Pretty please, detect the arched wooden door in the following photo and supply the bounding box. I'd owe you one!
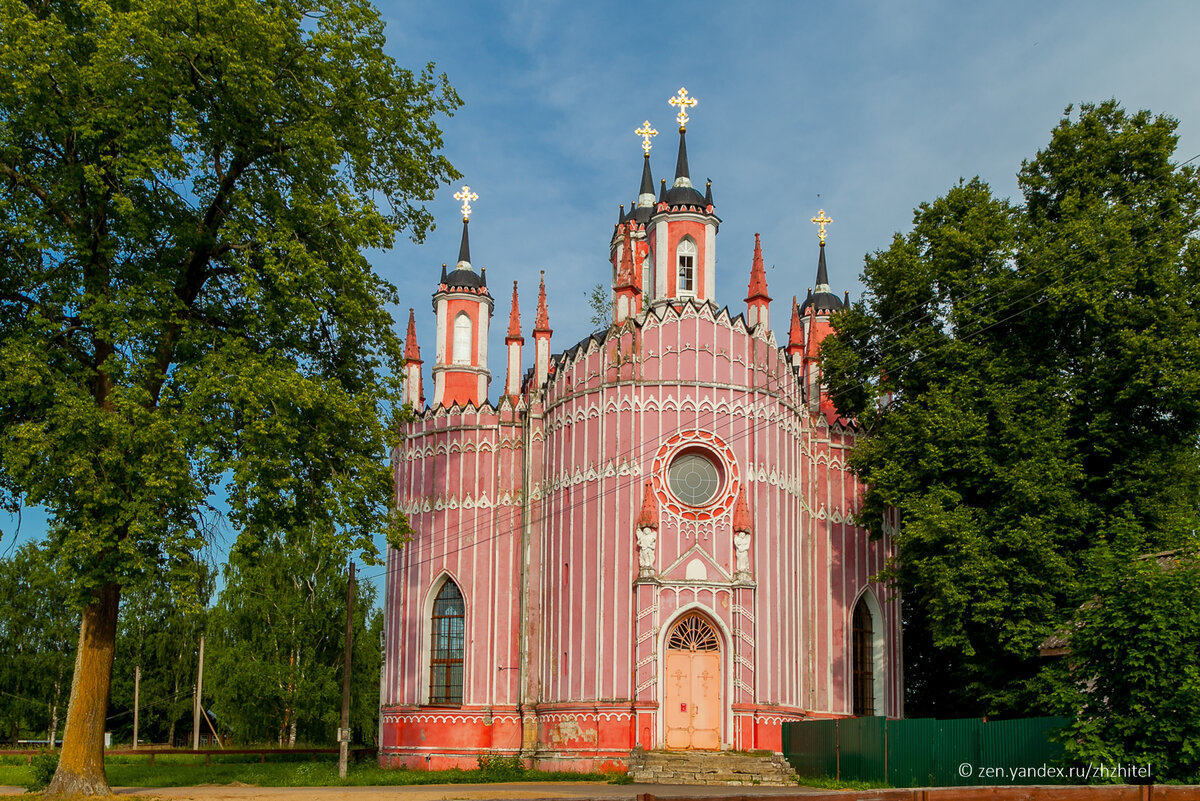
[663,614,722,750]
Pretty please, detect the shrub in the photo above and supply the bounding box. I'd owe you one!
[26,749,59,791]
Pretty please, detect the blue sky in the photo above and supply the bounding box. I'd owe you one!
[6,1,1200,578]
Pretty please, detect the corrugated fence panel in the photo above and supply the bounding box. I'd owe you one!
[839,716,887,785]
[782,718,839,779]
[885,717,939,788]
[980,716,1070,785]
[933,717,981,786]
[782,716,1070,788]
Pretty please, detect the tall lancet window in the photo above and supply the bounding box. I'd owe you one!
[429,580,465,705]
[677,238,696,295]
[452,313,472,366]
[852,598,875,716]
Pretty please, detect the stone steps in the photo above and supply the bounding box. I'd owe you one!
[627,747,798,786]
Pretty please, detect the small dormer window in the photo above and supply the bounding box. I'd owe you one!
[677,238,697,295]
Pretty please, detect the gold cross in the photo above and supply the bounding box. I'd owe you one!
[454,185,479,221]
[635,120,658,155]
[811,209,833,245]
[668,87,697,130]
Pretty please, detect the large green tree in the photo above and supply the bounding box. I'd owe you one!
[822,102,1200,718]
[206,531,380,746]
[0,0,457,794]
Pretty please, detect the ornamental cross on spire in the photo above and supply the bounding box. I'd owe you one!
[811,209,833,245]
[635,120,658,155]
[454,185,479,221]
[668,87,697,130]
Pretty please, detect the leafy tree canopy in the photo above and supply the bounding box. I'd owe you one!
[0,0,458,793]
[822,101,1200,717]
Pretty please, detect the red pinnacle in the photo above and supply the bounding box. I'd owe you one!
[745,233,771,302]
[615,226,638,291]
[404,308,421,362]
[507,280,523,341]
[637,480,658,529]
[732,487,753,535]
[534,270,551,334]
[787,295,803,355]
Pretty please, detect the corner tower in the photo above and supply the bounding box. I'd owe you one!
[646,88,720,303]
[431,186,494,407]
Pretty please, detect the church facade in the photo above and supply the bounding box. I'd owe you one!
[380,91,901,772]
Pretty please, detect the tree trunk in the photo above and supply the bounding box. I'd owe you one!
[45,582,120,799]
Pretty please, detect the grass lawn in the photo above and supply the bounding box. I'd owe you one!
[0,753,616,789]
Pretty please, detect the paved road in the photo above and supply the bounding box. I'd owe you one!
[0,783,841,800]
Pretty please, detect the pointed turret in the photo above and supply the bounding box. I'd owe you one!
[505,281,523,398]
[745,233,771,329]
[533,271,552,388]
[673,128,693,190]
[432,186,492,407]
[800,210,843,314]
[403,308,423,408]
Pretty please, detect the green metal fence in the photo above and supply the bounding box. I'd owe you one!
[781,716,1070,787]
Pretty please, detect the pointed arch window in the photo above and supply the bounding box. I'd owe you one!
[852,598,875,716]
[677,238,697,295]
[452,313,472,366]
[429,580,465,705]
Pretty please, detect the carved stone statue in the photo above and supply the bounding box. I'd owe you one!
[636,526,657,573]
[733,530,751,576]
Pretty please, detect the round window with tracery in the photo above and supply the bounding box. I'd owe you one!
[668,452,721,506]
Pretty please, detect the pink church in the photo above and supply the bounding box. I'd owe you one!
[381,91,901,773]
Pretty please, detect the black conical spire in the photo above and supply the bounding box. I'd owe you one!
[799,242,843,314]
[456,218,471,269]
[673,129,692,188]
[440,262,447,282]
[815,243,829,290]
[659,178,668,203]
[704,179,713,207]
[639,154,655,198]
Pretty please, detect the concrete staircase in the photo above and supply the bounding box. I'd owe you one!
[626,747,798,786]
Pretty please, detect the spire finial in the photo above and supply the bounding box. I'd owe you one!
[811,209,833,245]
[454,185,479,221]
[668,87,697,131]
[635,120,658,155]
[534,270,550,333]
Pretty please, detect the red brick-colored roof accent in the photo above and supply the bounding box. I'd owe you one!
[404,308,421,363]
[732,487,753,535]
[637,480,658,530]
[506,280,523,341]
[745,233,771,303]
[615,226,639,291]
[805,305,820,360]
[787,295,803,356]
[534,270,551,334]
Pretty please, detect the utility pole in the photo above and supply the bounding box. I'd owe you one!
[338,561,356,778]
[192,634,205,751]
[133,665,140,749]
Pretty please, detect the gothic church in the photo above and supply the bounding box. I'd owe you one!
[381,89,901,772]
